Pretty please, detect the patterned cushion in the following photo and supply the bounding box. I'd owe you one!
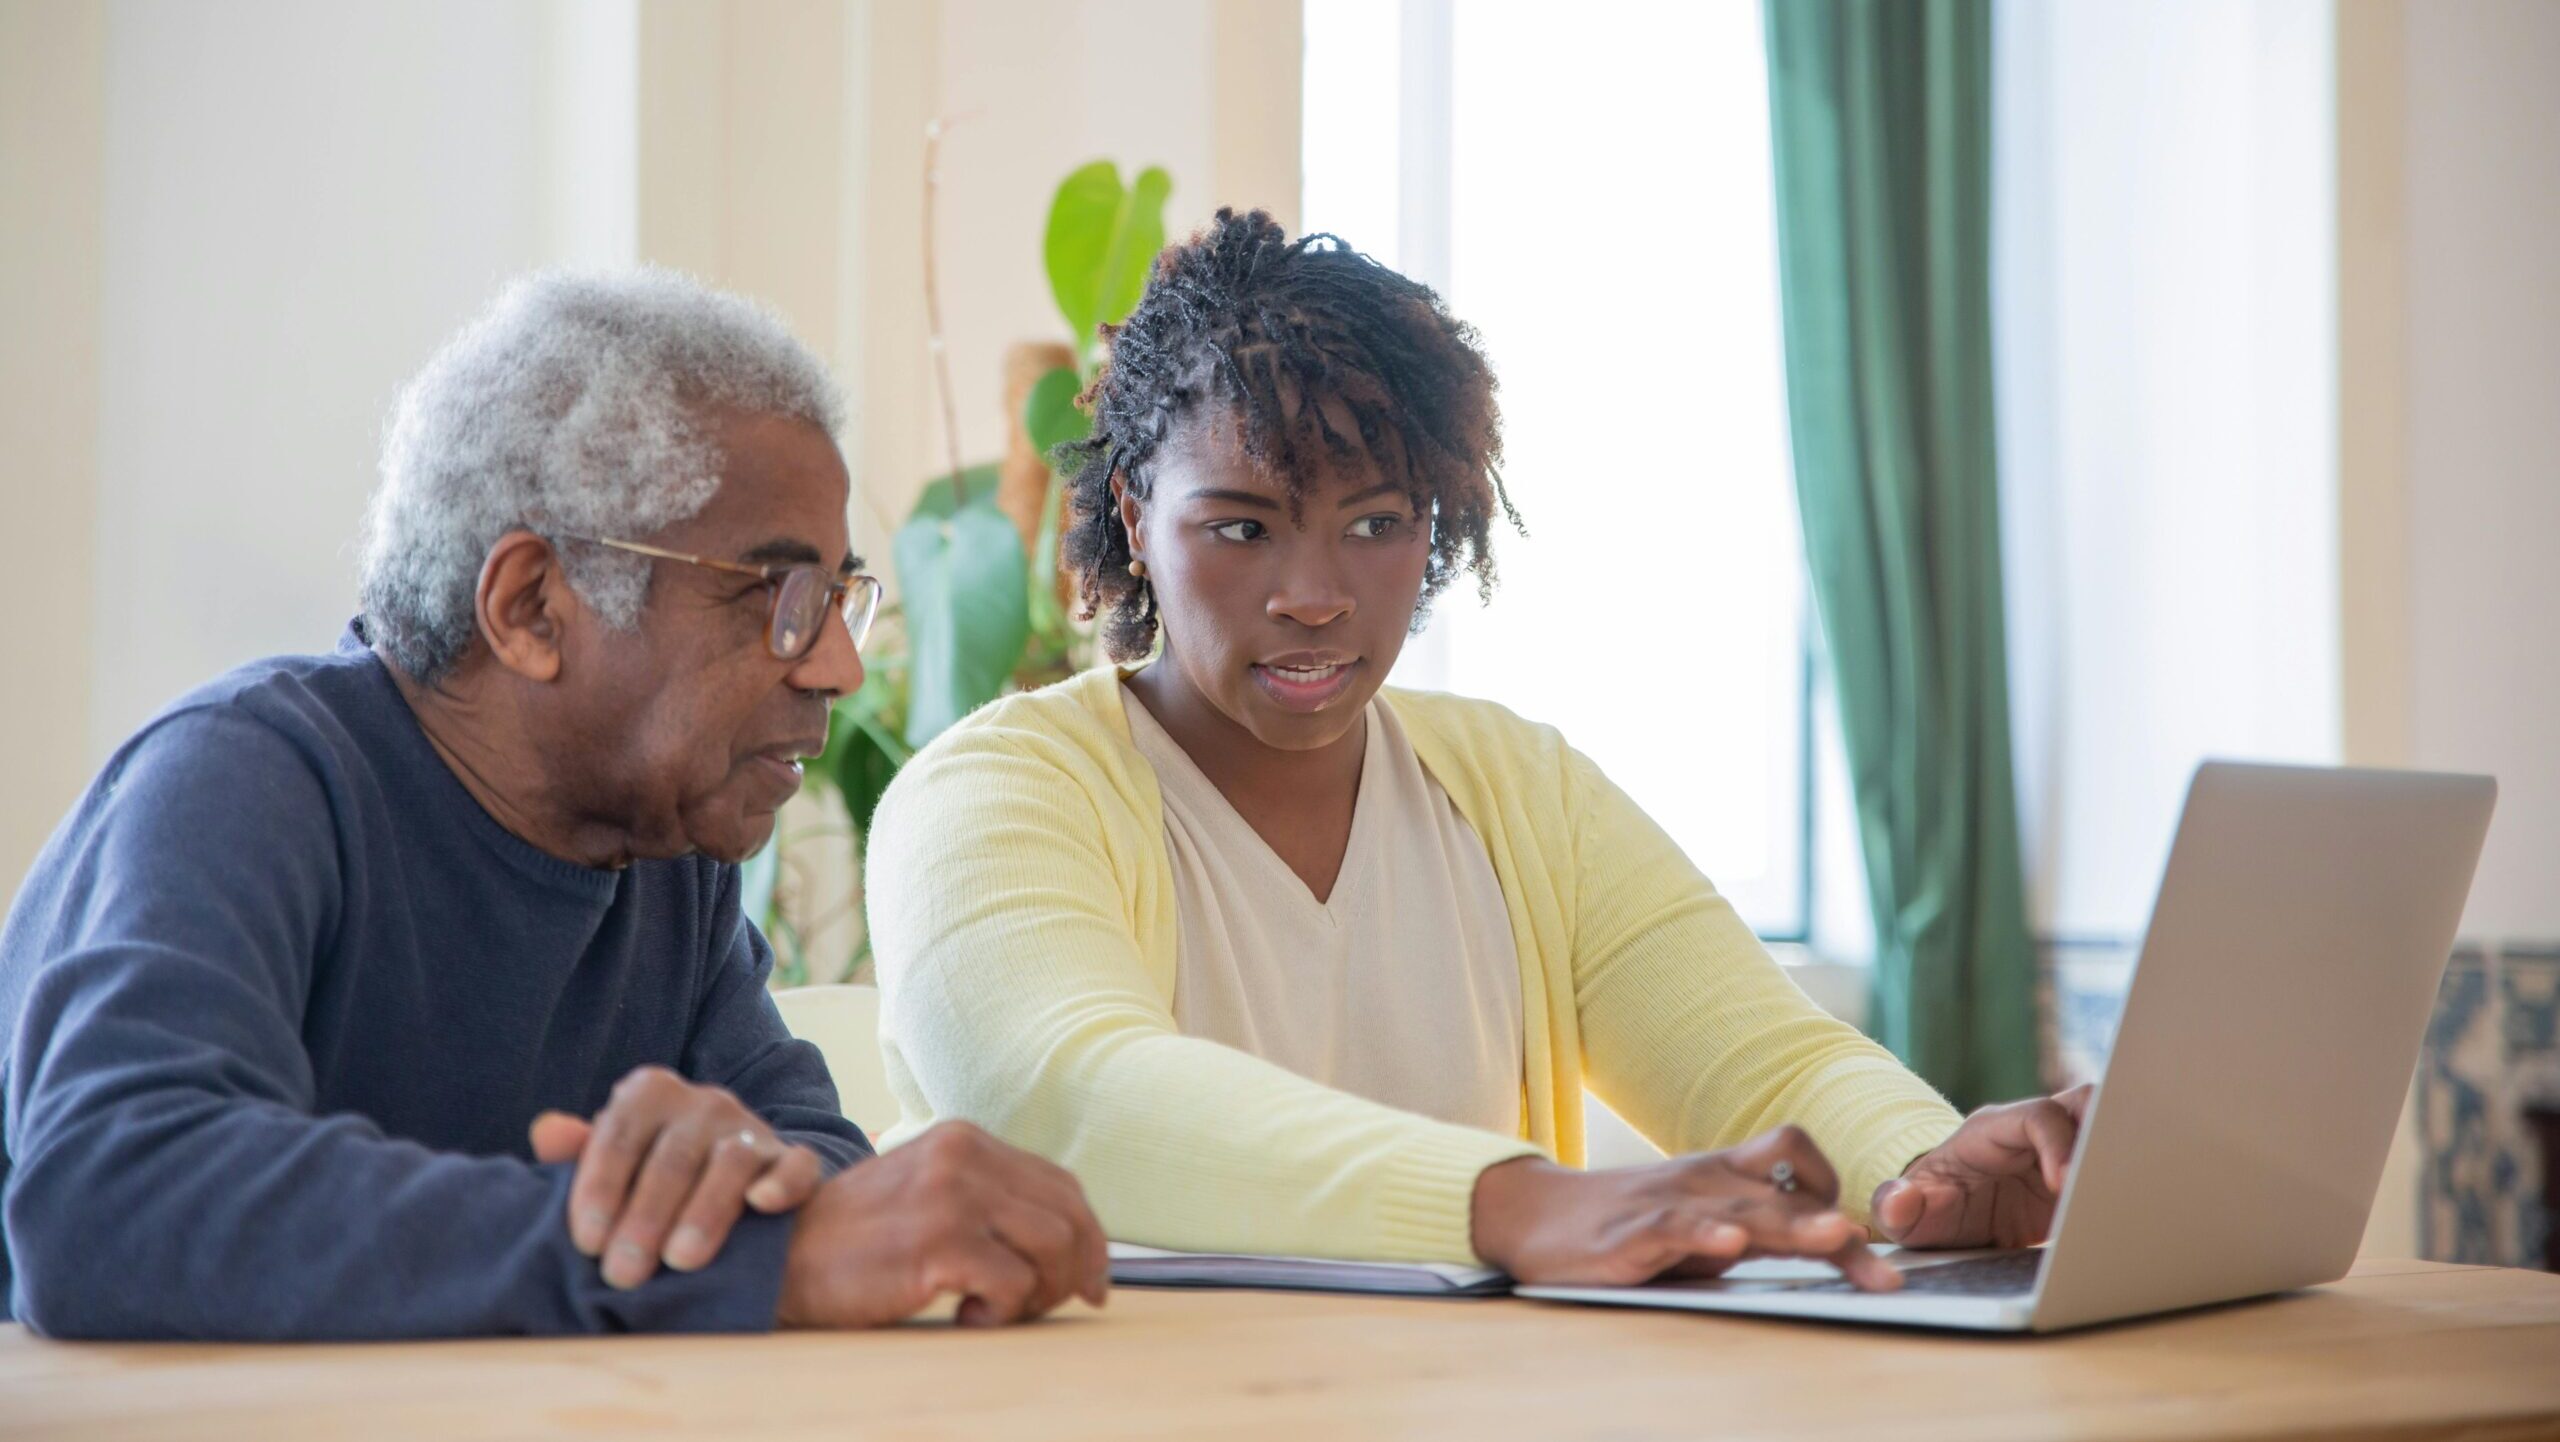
[2419,946,2558,1266]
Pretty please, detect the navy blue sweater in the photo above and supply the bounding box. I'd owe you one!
[0,623,872,1338]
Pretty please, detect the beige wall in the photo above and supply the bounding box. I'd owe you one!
[2337,0,2560,1257]
[2336,0,2411,777]
[622,0,1305,552]
[2339,0,2560,937]
[846,0,1301,538]
[2401,0,2560,943]
[0,0,105,908]
[637,0,846,364]
[2337,0,2417,1261]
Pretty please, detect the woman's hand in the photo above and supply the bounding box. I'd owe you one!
[1469,1125,1904,1291]
[1871,1083,2095,1250]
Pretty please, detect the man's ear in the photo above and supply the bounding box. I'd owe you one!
[474,530,569,683]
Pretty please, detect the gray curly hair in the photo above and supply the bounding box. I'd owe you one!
[360,268,845,683]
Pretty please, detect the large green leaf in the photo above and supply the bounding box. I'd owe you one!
[1094,165,1173,331]
[911,462,1002,521]
[1023,364,1091,461]
[895,494,1030,748]
[1021,366,1087,645]
[1043,161,1173,359]
[1045,161,1124,352]
[833,725,905,848]
[829,670,913,843]
[739,839,780,937]
[1027,471,1070,640]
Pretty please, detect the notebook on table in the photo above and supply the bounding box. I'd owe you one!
[1104,1245,1994,1299]
[1106,1243,1509,1297]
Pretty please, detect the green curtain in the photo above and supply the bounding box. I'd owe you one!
[1761,0,2039,1108]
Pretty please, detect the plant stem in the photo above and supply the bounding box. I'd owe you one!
[923,116,969,507]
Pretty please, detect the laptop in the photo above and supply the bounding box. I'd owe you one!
[1520,761,2496,1333]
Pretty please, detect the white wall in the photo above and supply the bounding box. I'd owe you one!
[2402,0,2560,943]
[1,0,635,905]
[85,1,591,756]
[0,0,1298,911]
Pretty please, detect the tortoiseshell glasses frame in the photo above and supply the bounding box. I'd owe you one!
[559,536,881,661]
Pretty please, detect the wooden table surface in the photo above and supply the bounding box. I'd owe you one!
[4,1260,2557,1441]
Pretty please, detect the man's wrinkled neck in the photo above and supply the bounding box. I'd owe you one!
[378,646,638,870]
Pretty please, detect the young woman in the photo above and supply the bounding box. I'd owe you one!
[866,211,2089,1288]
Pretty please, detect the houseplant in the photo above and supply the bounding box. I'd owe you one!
[746,155,1173,986]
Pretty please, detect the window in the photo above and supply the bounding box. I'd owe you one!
[1992,0,2340,943]
[1305,0,1868,955]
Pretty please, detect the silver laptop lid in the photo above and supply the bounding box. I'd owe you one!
[2030,762,2495,1331]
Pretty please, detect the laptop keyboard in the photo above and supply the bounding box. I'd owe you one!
[1797,1249,2045,1297]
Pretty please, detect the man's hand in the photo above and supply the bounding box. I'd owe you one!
[1470,1125,1904,1292]
[775,1121,1110,1328]
[1871,1083,2095,1250]
[529,1064,825,1289]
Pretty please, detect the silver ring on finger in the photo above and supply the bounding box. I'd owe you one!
[734,1128,767,1159]
[1770,1159,1800,1194]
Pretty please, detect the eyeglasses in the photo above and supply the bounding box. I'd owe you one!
[558,536,882,661]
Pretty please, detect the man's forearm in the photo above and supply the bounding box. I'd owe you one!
[6,1094,794,1340]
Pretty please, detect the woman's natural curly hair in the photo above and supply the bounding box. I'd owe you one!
[1059,208,1518,660]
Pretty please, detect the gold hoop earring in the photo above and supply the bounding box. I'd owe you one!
[1128,559,1149,580]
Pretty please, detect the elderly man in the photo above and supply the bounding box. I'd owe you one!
[0,272,1105,1338]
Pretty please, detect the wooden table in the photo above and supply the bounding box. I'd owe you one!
[5,1260,2558,1441]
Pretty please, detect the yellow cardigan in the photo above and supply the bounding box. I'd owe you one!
[866,667,1961,1264]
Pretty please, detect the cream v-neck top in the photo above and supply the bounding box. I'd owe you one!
[1120,687,1526,1138]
